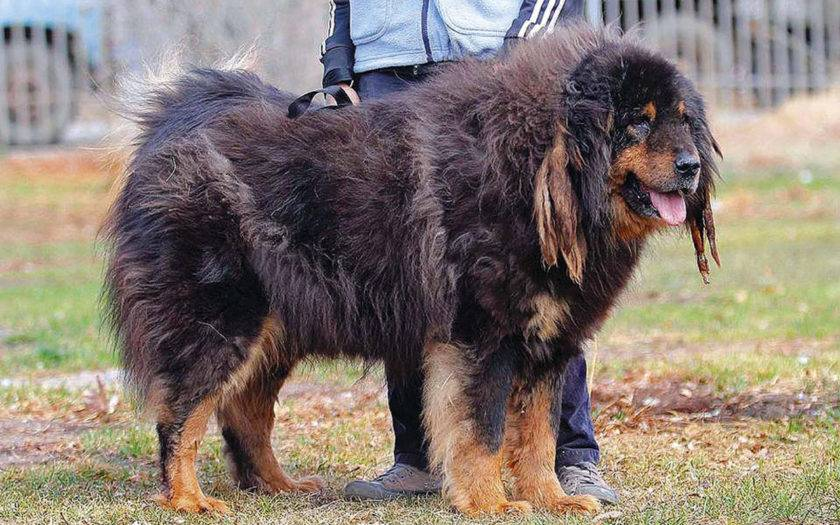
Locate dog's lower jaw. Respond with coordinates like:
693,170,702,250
610,192,664,241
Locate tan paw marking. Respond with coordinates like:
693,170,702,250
545,494,600,515
153,492,230,514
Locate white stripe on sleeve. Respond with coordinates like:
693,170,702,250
527,0,556,38
321,0,337,55
545,0,567,34
518,0,547,38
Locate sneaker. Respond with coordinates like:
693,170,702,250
344,463,442,500
557,462,619,505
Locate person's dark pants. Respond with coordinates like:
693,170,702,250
355,69,600,472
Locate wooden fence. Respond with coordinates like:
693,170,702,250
2,1,839,146
0,25,82,145
590,0,840,107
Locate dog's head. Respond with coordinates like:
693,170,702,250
534,41,721,284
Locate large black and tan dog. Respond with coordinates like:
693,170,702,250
104,25,720,516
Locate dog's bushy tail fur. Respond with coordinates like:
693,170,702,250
101,51,292,402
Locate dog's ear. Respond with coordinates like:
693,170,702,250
534,129,587,284
686,113,722,283
562,76,613,229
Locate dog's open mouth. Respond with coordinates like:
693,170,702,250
621,173,687,226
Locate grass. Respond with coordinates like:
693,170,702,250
1,397,838,524
0,141,838,524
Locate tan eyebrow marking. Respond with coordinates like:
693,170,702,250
677,100,686,116
642,102,656,120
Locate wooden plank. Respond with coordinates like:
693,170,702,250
771,0,791,104
661,0,678,59
605,0,621,26
681,0,699,80
70,24,89,131
734,0,754,107
10,25,31,145
697,0,717,104
622,0,639,30
716,0,736,106
52,26,73,140
641,0,659,47
31,25,52,143
790,1,808,95
0,30,10,144
756,0,773,106
586,0,605,26
829,0,840,78
808,0,827,90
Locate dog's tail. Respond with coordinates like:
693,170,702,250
100,50,294,402
110,48,294,156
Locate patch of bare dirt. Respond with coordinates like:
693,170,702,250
595,336,838,363
0,149,117,248
0,418,90,468
718,183,839,222
2,355,835,468
592,375,835,428
0,369,122,391
0,149,118,182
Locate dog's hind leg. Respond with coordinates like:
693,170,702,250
154,394,228,513
151,315,282,513
216,342,324,494
422,342,531,516
502,380,599,516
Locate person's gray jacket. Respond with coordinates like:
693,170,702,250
320,0,585,86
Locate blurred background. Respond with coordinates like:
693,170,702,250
0,0,838,146
0,2,838,523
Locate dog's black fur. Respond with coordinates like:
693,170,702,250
103,25,719,514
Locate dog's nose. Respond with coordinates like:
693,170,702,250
675,153,701,178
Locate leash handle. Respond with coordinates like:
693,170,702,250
287,85,353,119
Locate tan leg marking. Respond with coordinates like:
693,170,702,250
219,316,286,404
503,383,600,516
152,316,291,514
154,396,229,513
218,372,323,493
422,343,531,516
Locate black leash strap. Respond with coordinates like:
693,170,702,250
287,85,354,119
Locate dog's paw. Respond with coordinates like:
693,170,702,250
153,492,230,514
498,500,534,515
260,474,325,494
290,475,325,493
459,499,533,516
544,494,600,515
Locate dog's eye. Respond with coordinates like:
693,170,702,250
628,120,650,139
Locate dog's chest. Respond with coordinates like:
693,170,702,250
525,293,571,341
523,252,641,346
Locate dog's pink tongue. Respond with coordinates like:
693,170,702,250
649,190,686,225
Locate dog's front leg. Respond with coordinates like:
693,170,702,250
503,375,600,516
422,340,531,516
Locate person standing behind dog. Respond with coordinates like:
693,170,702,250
319,0,618,505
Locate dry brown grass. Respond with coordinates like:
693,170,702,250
712,90,840,171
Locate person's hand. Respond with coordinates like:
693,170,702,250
326,83,360,106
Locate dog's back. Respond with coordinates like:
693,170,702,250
104,56,450,398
